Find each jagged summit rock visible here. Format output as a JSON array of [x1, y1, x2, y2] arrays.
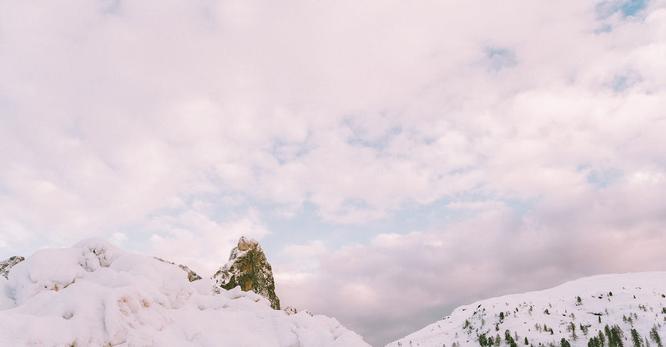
[[0, 255, 24, 279], [212, 236, 280, 310], [153, 256, 202, 282]]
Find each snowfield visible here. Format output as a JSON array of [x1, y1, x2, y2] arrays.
[[0, 239, 369, 347], [388, 272, 666, 347]]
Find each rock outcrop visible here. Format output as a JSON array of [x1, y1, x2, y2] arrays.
[[154, 257, 202, 282], [0, 255, 24, 279], [213, 237, 280, 310]]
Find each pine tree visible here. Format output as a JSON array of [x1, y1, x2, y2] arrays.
[[650, 326, 663, 347], [632, 329, 643, 347], [606, 325, 625, 347], [479, 334, 488, 346]]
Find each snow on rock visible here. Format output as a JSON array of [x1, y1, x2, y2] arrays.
[[213, 236, 281, 310], [0, 239, 370, 347], [0, 255, 24, 279], [284, 306, 301, 316], [388, 272, 666, 347], [154, 257, 202, 282]]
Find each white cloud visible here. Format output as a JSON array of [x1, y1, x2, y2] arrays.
[[277, 180, 666, 345], [145, 207, 270, 274], [1, 0, 666, 345]]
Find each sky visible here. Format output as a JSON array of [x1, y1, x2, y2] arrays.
[[1, 0, 666, 345]]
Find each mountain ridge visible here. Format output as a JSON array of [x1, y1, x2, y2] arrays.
[[0, 238, 370, 346], [388, 271, 666, 347]]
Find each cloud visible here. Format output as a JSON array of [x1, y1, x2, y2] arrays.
[[2, 0, 664, 236], [145, 207, 270, 274], [1, 0, 666, 345], [277, 174, 666, 345]]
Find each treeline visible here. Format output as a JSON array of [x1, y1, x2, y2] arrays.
[[587, 325, 663, 347], [477, 325, 663, 347]]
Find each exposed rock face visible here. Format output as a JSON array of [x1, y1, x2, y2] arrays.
[[0, 256, 25, 279], [153, 257, 202, 282], [213, 237, 280, 310]]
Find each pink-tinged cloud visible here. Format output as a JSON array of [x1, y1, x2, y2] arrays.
[[1, 0, 666, 345]]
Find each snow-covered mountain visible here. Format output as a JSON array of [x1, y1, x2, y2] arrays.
[[388, 272, 666, 347], [0, 239, 370, 346]]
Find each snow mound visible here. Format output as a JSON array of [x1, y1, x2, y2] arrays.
[[0, 239, 369, 347], [388, 272, 666, 347]]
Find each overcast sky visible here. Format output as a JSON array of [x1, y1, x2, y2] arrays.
[[1, 0, 666, 345]]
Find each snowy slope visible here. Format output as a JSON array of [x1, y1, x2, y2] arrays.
[[0, 239, 369, 347], [388, 272, 666, 347]]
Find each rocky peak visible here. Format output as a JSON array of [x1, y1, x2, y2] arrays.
[[212, 237, 280, 310], [236, 236, 258, 251], [0, 255, 25, 279]]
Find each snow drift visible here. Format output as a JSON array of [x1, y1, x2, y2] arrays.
[[0, 239, 369, 347]]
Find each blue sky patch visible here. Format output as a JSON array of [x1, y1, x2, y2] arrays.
[[621, 0, 648, 16], [596, 0, 649, 18], [611, 70, 642, 92], [586, 168, 623, 189], [485, 47, 518, 72]]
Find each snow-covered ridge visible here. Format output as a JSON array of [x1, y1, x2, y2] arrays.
[[388, 272, 666, 347], [0, 239, 370, 346]]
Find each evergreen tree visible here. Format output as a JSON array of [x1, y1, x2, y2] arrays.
[[478, 333, 486, 346], [606, 325, 624, 347], [650, 327, 663, 347], [632, 329, 643, 347], [504, 330, 517, 347]]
